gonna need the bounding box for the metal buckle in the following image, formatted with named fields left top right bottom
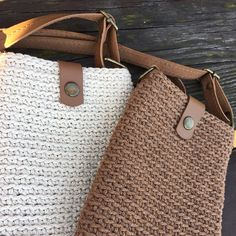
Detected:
left=100, top=10, right=118, bottom=31
left=230, top=112, right=235, bottom=128
left=138, top=65, right=158, bottom=82
left=104, top=58, right=126, bottom=68
left=204, top=68, right=220, bottom=80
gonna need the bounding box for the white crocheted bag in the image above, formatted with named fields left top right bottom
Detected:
left=0, top=13, right=133, bottom=236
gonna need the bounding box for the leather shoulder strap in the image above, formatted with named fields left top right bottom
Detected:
left=1, top=23, right=235, bottom=145
left=0, top=13, right=104, bottom=49
left=14, top=30, right=233, bottom=124
left=13, top=28, right=206, bottom=80
left=0, top=13, right=120, bottom=67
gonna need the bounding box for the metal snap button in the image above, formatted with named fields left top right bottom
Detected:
left=183, top=116, right=194, bottom=130
left=64, top=82, right=80, bottom=97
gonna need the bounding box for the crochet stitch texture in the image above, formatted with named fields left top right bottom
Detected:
left=77, top=70, right=234, bottom=236
left=0, top=52, right=133, bottom=236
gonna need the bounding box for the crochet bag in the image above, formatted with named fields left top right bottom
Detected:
left=77, top=69, right=235, bottom=236
left=1, top=12, right=236, bottom=236
left=0, top=13, right=133, bottom=236
left=34, top=16, right=236, bottom=236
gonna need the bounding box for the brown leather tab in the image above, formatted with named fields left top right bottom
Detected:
left=176, top=96, right=205, bottom=139
left=58, top=61, right=83, bottom=107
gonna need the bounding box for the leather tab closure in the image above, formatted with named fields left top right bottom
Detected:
left=58, top=61, right=83, bottom=107
left=176, top=96, right=205, bottom=139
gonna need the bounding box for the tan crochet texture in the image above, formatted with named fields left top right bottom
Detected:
left=76, top=71, right=234, bottom=236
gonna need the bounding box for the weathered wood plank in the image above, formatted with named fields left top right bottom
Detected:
left=1, top=1, right=236, bottom=235
left=0, top=0, right=235, bottom=14
left=1, top=1, right=236, bottom=28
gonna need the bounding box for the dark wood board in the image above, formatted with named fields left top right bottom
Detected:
left=1, top=1, right=236, bottom=235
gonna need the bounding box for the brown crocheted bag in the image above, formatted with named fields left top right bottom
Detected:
left=5, top=11, right=234, bottom=236
left=76, top=68, right=234, bottom=236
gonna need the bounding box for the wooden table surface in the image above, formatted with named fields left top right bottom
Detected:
left=1, top=1, right=236, bottom=235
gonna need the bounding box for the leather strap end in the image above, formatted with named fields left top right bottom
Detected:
left=59, top=61, right=83, bottom=107
left=176, top=96, right=205, bottom=140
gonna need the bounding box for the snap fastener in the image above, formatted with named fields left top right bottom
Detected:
left=183, top=116, right=194, bottom=130
left=64, top=82, right=80, bottom=97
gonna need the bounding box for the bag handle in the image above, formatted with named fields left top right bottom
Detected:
left=12, top=28, right=233, bottom=125
left=13, top=28, right=205, bottom=80
left=1, top=19, right=234, bottom=127
left=0, top=13, right=120, bottom=67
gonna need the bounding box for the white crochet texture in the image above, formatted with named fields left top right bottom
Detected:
left=0, top=52, right=133, bottom=236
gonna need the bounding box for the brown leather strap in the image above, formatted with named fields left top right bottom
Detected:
left=201, top=73, right=232, bottom=124
left=14, top=29, right=206, bottom=80
left=0, top=13, right=104, bottom=48
left=12, top=29, right=233, bottom=126
left=0, top=14, right=234, bottom=127
left=0, top=13, right=120, bottom=67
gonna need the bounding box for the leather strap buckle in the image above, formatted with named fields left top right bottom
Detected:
left=104, top=58, right=126, bottom=68
left=138, top=65, right=158, bottom=82
left=204, top=68, right=220, bottom=80
left=100, top=10, right=118, bottom=30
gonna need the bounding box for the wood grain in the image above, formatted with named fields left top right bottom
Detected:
left=1, top=1, right=236, bottom=235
